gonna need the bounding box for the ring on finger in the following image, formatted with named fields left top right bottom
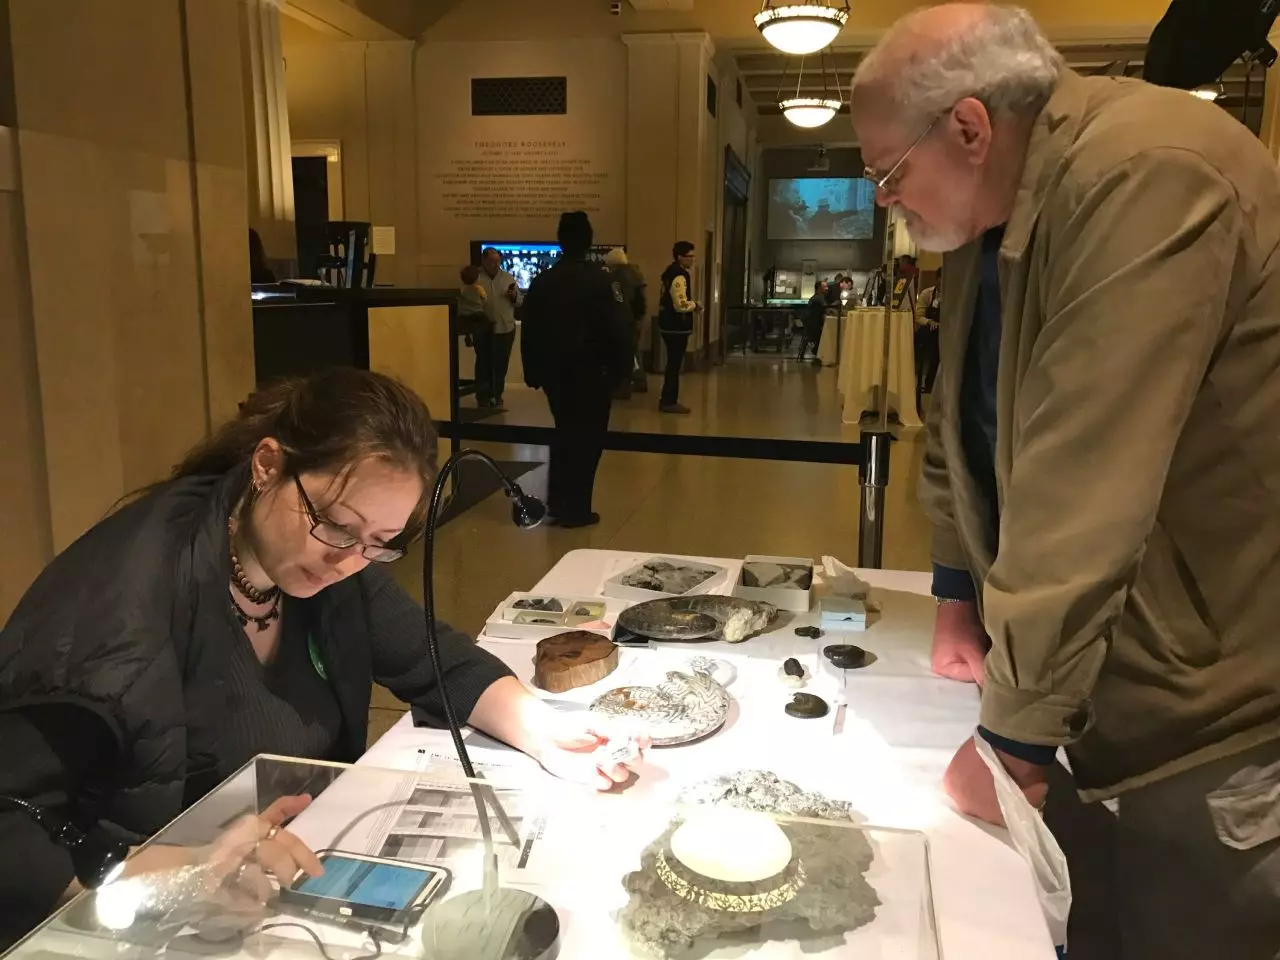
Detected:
left=264, top=825, right=280, bottom=842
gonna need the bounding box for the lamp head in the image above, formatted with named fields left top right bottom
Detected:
left=63, top=825, right=130, bottom=889
left=1, top=796, right=129, bottom=890
left=508, top=489, right=547, bottom=529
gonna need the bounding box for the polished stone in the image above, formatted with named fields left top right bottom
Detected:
left=784, top=692, right=829, bottom=719
left=823, top=644, right=871, bottom=669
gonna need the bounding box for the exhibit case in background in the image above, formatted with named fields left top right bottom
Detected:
left=4, top=755, right=942, bottom=960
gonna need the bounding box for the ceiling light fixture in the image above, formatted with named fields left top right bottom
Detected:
left=780, top=97, right=842, bottom=127
left=778, top=50, right=843, bottom=129
left=755, top=2, right=850, bottom=56
left=1190, top=81, right=1224, bottom=100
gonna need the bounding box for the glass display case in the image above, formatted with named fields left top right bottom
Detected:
left=4, top=755, right=940, bottom=960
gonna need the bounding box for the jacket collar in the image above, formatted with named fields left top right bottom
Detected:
left=1001, top=69, right=1089, bottom=259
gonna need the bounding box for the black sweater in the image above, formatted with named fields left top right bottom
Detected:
left=0, top=467, right=511, bottom=946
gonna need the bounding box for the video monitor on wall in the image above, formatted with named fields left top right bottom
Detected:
left=471, top=242, right=623, bottom=290
left=766, top=178, right=876, bottom=241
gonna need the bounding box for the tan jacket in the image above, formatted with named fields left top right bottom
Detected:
left=924, top=71, right=1280, bottom=800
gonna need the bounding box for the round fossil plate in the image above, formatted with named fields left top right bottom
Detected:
left=619, top=596, right=779, bottom=644
left=617, top=605, right=720, bottom=641
left=590, top=667, right=731, bottom=746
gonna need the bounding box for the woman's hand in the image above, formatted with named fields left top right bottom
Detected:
left=194, top=794, right=324, bottom=902
left=468, top=676, right=650, bottom=790
left=530, top=714, right=649, bottom=791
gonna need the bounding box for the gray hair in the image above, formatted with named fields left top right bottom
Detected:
left=853, top=5, right=1064, bottom=127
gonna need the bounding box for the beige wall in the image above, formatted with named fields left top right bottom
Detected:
left=415, top=38, right=627, bottom=286
left=285, top=39, right=420, bottom=286
left=0, top=0, right=254, bottom=613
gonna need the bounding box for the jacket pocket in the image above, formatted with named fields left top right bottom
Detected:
left=1128, top=524, right=1220, bottom=669
left=1207, top=757, right=1280, bottom=851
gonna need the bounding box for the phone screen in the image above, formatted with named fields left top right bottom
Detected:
left=294, top=855, right=436, bottom=911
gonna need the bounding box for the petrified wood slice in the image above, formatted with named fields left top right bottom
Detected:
left=533, top=631, right=620, bottom=693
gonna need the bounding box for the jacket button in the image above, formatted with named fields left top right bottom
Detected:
left=1067, top=709, right=1089, bottom=734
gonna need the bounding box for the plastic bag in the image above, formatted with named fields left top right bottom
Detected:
left=973, top=732, right=1072, bottom=952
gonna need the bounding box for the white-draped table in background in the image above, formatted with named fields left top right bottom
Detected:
left=837, top=307, right=921, bottom=428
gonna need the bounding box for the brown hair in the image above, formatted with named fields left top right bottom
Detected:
left=174, top=369, right=439, bottom=544
left=460, top=264, right=480, bottom=285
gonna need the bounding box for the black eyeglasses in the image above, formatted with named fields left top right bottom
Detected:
left=293, top=475, right=406, bottom=564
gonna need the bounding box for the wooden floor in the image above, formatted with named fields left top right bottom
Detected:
left=486, top=352, right=871, bottom=442
left=371, top=358, right=933, bottom=742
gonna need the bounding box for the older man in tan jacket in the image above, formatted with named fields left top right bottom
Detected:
left=852, top=5, right=1280, bottom=957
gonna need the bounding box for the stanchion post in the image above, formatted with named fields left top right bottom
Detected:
left=858, top=430, right=891, bottom=569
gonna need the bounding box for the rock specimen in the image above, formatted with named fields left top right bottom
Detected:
left=532, top=631, right=619, bottom=693
left=618, top=770, right=879, bottom=959
left=823, top=643, right=871, bottom=670
left=620, top=560, right=721, bottom=595
left=619, top=596, right=777, bottom=644
left=741, top=562, right=813, bottom=591
left=591, top=668, right=730, bottom=746
left=794, top=625, right=823, bottom=639
left=513, top=596, right=564, bottom=612
left=784, top=692, right=829, bottom=718
left=777, top=658, right=808, bottom=688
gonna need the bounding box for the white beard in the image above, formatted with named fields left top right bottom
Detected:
left=899, top=208, right=969, bottom=253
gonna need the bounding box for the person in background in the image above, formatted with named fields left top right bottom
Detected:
left=824, top=274, right=845, bottom=306
left=913, top=265, right=942, bottom=416
left=521, top=212, right=628, bottom=528
left=853, top=5, right=1280, bottom=956
left=862, top=264, right=887, bottom=306
left=0, top=368, right=645, bottom=947
left=476, top=247, right=519, bottom=410
left=891, top=254, right=919, bottom=311
left=458, top=263, right=487, bottom=316
left=604, top=248, right=648, bottom=400
left=457, top=265, right=489, bottom=407
left=798, top=279, right=829, bottom=365
left=657, top=240, right=701, bottom=415
left=249, top=228, right=275, bottom=285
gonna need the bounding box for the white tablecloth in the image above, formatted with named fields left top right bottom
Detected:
left=363, top=550, right=1054, bottom=959
left=837, top=308, right=921, bottom=427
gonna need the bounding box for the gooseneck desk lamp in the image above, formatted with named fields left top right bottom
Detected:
left=0, top=794, right=129, bottom=890
left=418, top=449, right=559, bottom=960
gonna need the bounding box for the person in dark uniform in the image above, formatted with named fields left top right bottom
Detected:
left=521, top=212, right=628, bottom=527
left=798, top=280, right=829, bottom=364
left=657, top=240, right=701, bottom=414
left=824, top=274, right=845, bottom=306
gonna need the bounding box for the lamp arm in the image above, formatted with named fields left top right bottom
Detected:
left=421, top=449, right=542, bottom=857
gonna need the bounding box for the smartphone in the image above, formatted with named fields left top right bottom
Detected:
left=279, top=850, right=450, bottom=927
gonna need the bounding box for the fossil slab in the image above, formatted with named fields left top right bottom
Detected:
left=618, top=770, right=879, bottom=959
left=590, top=664, right=730, bottom=746
left=619, top=596, right=778, bottom=644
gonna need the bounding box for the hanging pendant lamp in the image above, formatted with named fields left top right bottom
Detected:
left=755, top=2, right=850, bottom=56
left=778, top=51, right=842, bottom=129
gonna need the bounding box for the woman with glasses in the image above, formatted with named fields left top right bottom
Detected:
left=0, top=368, right=643, bottom=947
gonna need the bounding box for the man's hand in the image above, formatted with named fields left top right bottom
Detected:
left=931, top=600, right=988, bottom=684
left=943, top=736, right=1050, bottom=826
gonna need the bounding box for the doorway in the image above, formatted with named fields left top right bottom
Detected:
left=720, top=146, right=750, bottom=362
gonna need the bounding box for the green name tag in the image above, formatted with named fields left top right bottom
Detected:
left=307, top=634, right=329, bottom=682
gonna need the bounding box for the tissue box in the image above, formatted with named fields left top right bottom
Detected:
left=820, top=596, right=868, bottom=630
left=601, top=556, right=728, bottom=603
left=484, top=592, right=621, bottom=641
left=733, top=555, right=813, bottom=613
